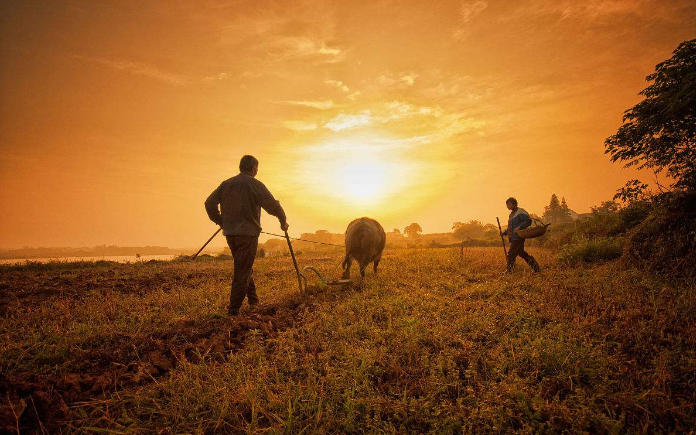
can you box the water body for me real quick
[0,254,180,265]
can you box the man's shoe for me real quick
[528,257,541,273]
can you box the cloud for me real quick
[453,1,487,40]
[318,44,342,57]
[215,2,344,65]
[282,120,318,131]
[300,135,420,154]
[384,101,444,120]
[86,57,189,86]
[324,111,372,131]
[325,79,350,93]
[502,0,686,23]
[326,79,361,100]
[266,37,345,63]
[376,100,484,143]
[278,100,335,110]
[375,72,418,88]
[203,72,231,82]
[347,92,361,101]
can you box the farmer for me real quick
[205,155,289,315]
[501,197,541,273]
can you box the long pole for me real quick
[285,230,303,292]
[496,217,508,260]
[191,228,222,260]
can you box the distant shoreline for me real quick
[0,246,196,261]
[0,254,184,265]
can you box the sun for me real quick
[338,161,387,202]
[276,133,437,222]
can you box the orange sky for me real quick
[1,0,694,249]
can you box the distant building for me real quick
[569,210,593,221]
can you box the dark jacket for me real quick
[205,173,286,237]
[503,207,532,242]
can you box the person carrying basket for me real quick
[501,197,542,273]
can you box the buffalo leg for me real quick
[373,257,381,274]
[341,257,353,279]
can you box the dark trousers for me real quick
[225,235,259,313]
[507,238,540,271]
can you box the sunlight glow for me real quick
[272,132,449,226]
[337,161,387,202]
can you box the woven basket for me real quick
[515,219,550,239]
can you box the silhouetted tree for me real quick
[605,39,696,192]
[614,179,651,203]
[543,194,573,224]
[592,200,620,215]
[560,197,573,222]
[403,223,422,238]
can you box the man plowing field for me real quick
[205,155,289,315]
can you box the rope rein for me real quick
[260,231,345,247]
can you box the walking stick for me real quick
[191,228,222,260]
[496,217,508,260]
[284,230,303,293]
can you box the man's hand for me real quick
[281,221,289,231]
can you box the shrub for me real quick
[558,237,625,264]
[616,200,653,233]
[622,191,696,277]
[538,200,652,250]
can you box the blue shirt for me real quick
[505,207,532,241]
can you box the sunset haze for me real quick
[1,0,694,249]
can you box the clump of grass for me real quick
[557,237,624,264]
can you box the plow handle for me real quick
[285,230,303,293]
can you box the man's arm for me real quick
[204,184,223,226]
[256,182,288,229]
[518,212,532,230]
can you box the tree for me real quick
[482,224,499,240]
[543,194,572,224]
[403,223,422,238]
[452,220,499,240]
[605,39,696,192]
[452,220,484,240]
[542,194,561,223]
[591,200,620,215]
[614,179,650,203]
[392,228,402,236]
[560,197,573,222]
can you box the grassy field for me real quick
[1,247,695,434]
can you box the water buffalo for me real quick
[341,217,386,279]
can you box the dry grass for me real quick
[1,248,695,434]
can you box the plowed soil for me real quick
[0,257,343,433]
